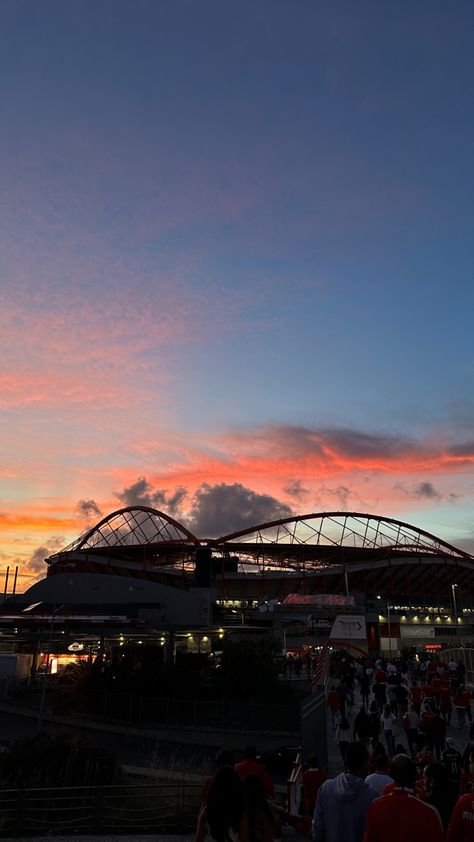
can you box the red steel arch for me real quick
[212,511,472,559]
[64,506,200,552]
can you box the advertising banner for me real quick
[400,625,435,638]
[330,615,366,640]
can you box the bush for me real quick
[0,732,119,788]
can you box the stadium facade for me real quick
[2,508,474,665]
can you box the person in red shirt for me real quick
[422,681,435,711]
[410,682,423,715]
[327,686,341,727]
[427,660,437,676]
[431,675,442,707]
[447,793,474,842]
[364,754,444,842]
[301,754,326,814]
[382,775,427,801]
[454,689,469,729]
[234,745,275,798]
[460,686,472,724]
[439,685,453,724]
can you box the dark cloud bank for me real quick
[115,478,292,537]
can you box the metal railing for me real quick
[286,751,302,815]
[0,782,202,836]
[442,648,474,684]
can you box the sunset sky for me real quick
[1,1,474,586]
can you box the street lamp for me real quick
[452,584,459,617]
[377,596,392,657]
[452,584,459,647]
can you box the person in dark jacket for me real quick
[353,706,372,748]
[359,674,371,709]
[373,680,387,715]
[424,762,457,830]
[368,701,380,747]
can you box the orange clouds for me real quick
[3,422,474,580]
[0,512,77,533]
[122,425,474,491]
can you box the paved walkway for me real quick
[326,682,471,776]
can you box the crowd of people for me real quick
[327,654,473,762]
[194,655,474,842]
[195,739,474,842]
[319,653,474,840]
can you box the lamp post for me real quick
[387,602,392,658]
[377,596,392,657]
[38,604,57,730]
[452,584,459,649]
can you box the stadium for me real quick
[0,508,472,662]
[43,507,474,599]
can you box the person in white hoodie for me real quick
[365,754,393,795]
[312,742,377,842]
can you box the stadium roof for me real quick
[46,508,474,602]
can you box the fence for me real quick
[0,782,202,836]
[286,750,302,815]
[443,647,474,684]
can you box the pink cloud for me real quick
[110,423,474,519]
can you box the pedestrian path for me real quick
[325,681,470,776]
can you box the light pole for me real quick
[387,602,392,658]
[452,584,459,648]
[38,603,58,729]
[377,596,392,657]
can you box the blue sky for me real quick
[1,1,474,578]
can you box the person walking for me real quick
[453,689,467,730]
[424,763,457,831]
[327,686,341,728]
[336,716,352,768]
[365,754,393,796]
[363,754,444,842]
[442,738,463,795]
[373,680,387,715]
[430,711,447,762]
[360,673,371,709]
[354,706,372,749]
[367,701,380,748]
[312,742,377,842]
[196,765,249,842]
[301,756,326,816]
[243,773,275,842]
[439,685,452,725]
[447,790,474,841]
[459,685,472,725]
[410,682,423,716]
[235,746,274,798]
[402,707,420,757]
[381,704,396,758]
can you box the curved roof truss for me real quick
[63,506,200,552]
[213,512,472,560]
